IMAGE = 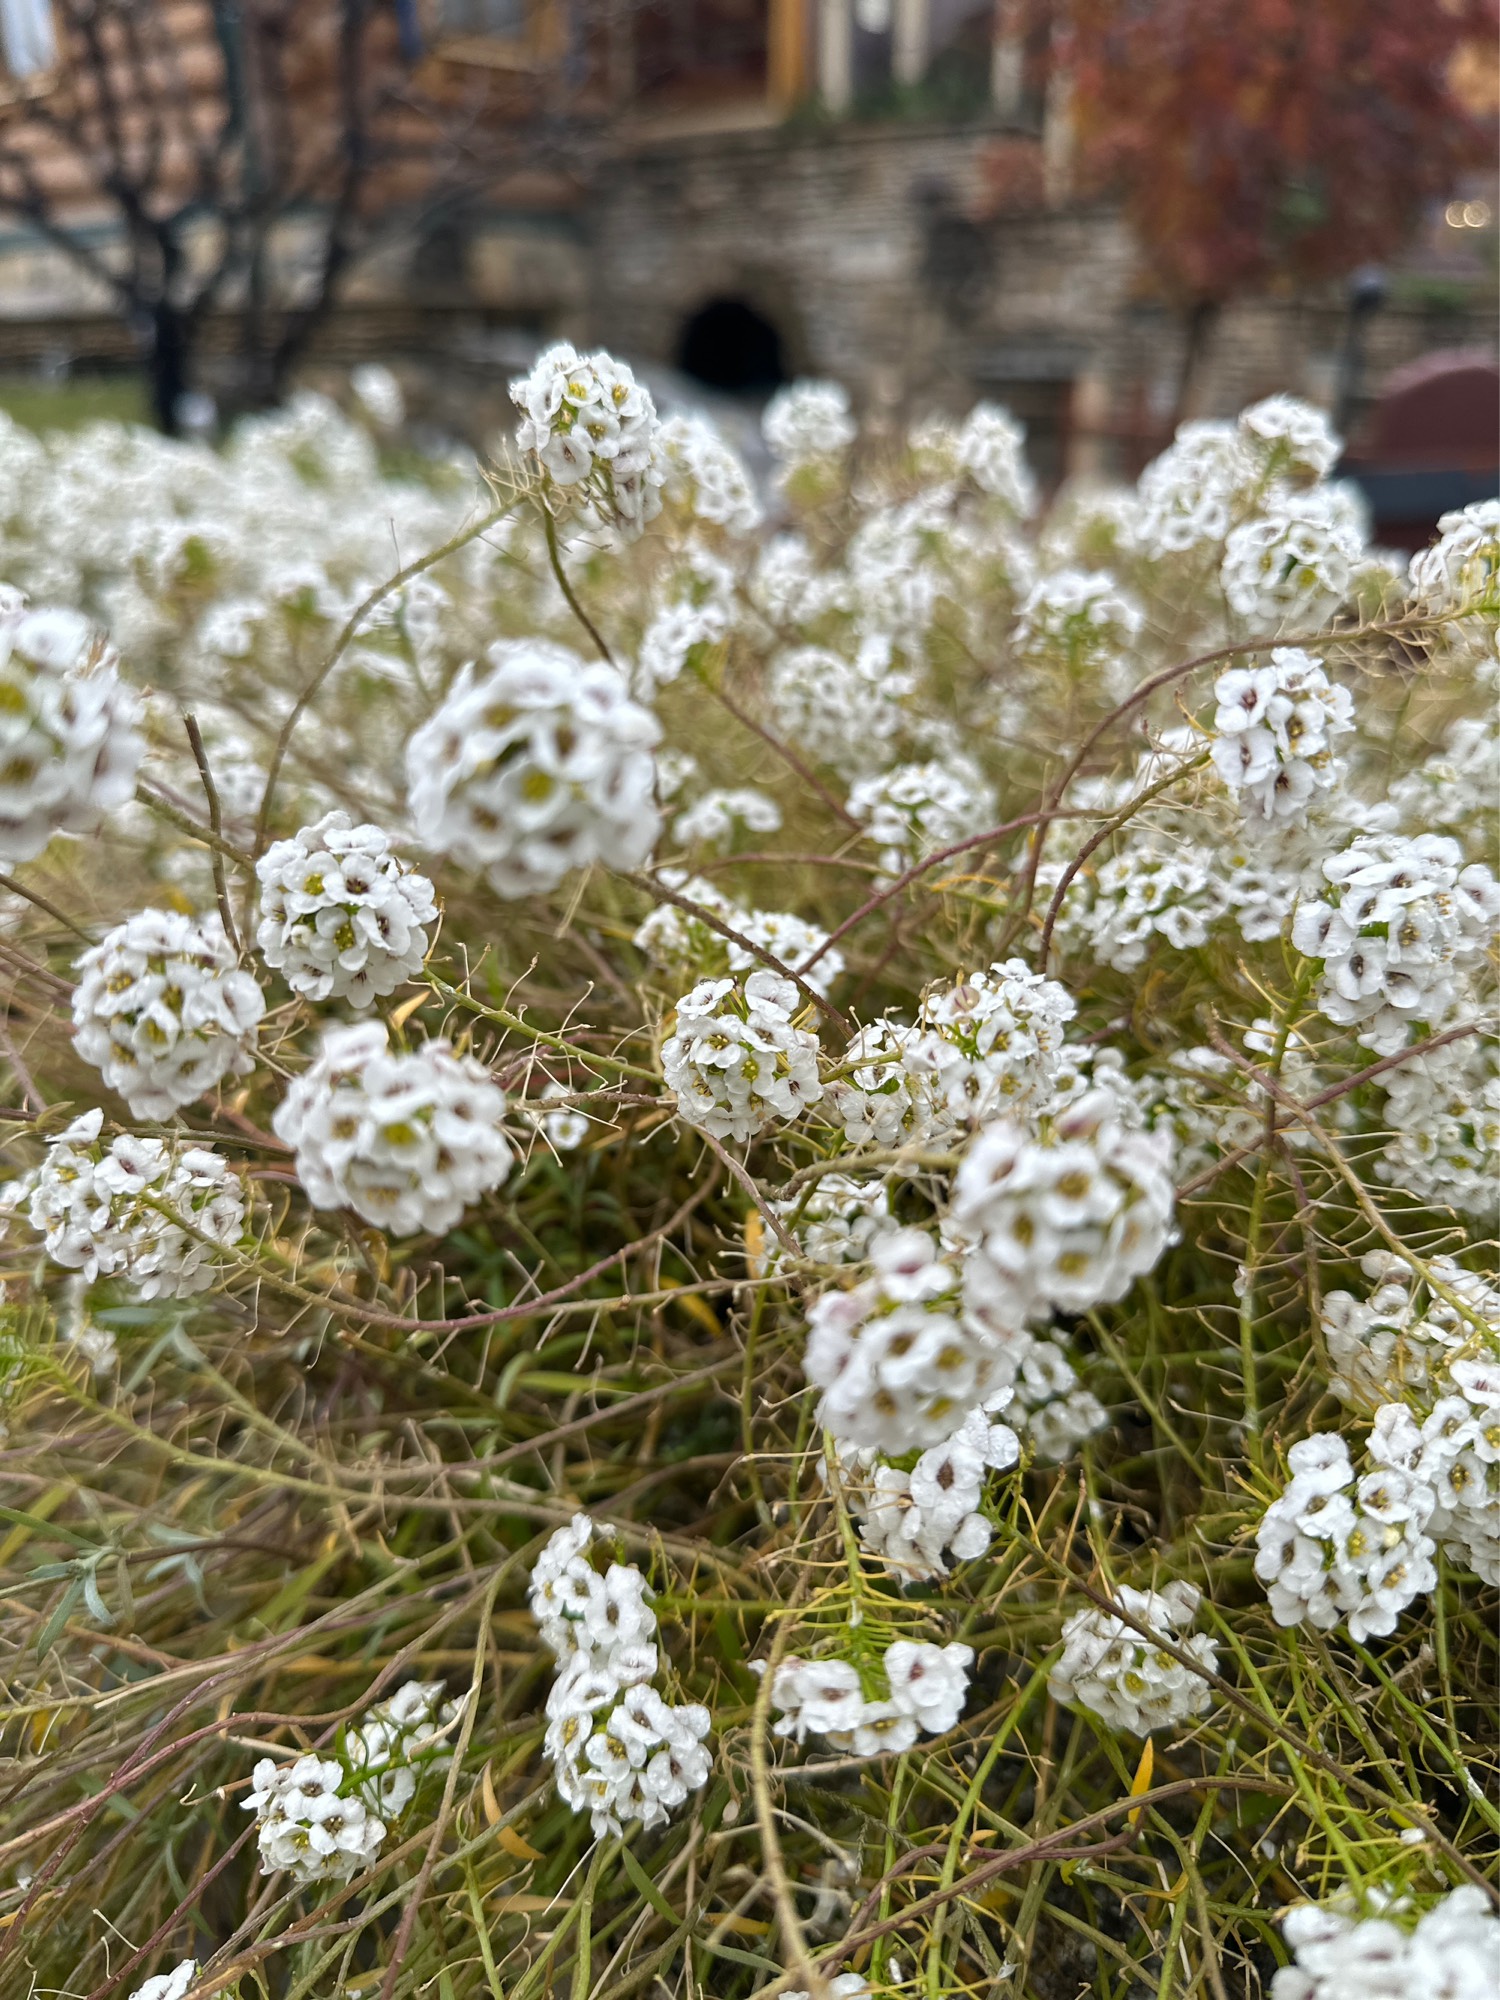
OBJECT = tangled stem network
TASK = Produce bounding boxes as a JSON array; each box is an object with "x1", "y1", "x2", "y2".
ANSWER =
[{"x1": 0, "y1": 369, "x2": 1494, "y2": 2000}]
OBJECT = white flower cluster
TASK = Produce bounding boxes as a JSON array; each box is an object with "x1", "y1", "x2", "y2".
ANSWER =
[
  {"x1": 1011, "y1": 568, "x2": 1144, "y2": 678},
  {"x1": 785, "y1": 1975, "x2": 869, "y2": 2000},
  {"x1": 840, "y1": 1400, "x2": 1019, "y2": 1581},
  {"x1": 768, "y1": 635, "x2": 918, "y2": 780},
  {"x1": 1135, "y1": 420, "x2": 1253, "y2": 558},
  {"x1": 255, "y1": 810, "x2": 436, "y2": 1006},
  {"x1": 658, "y1": 412, "x2": 763, "y2": 535},
  {"x1": 672, "y1": 785, "x2": 781, "y2": 851},
  {"x1": 243, "y1": 1751, "x2": 387, "y2": 1885},
  {"x1": 1237, "y1": 394, "x2": 1341, "y2": 480},
  {"x1": 4, "y1": 1108, "x2": 243, "y2": 1298},
  {"x1": 823, "y1": 1016, "x2": 935, "y2": 1148},
  {"x1": 804, "y1": 1227, "x2": 1017, "y2": 1453},
  {"x1": 0, "y1": 592, "x2": 143, "y2": 862},
  {"x1": 635, "y1": 873, "x2": 844, "y2": 998},
  {"x1": 1317, "y1": 1254, "x2": 1500, "y2": 1583},
  {"x1": 1376, "y1": 1035, "x2": 1500, "y2": 1216},
  {"x1": 1048, "y1": 1581, "x2": 1217, "y2": 1735},
  {"x1": 1008, "y1": 1331, "x2": 1110, "y2": 1462},
  {"x1": 847, "y1": 755, "x2": 995, "y2": 880},
  {"x1": 824, "y1": 962, "x2": 1078, "y2": 1152},
  {"x1": 906, "y1": 959, "x2": 1078, "y2": 1129},
  {"x1": 1133, "y1": 399, "x2": 1356, "y2": 628},
  {"x1": 770, "y1": 1172, "x2": 891, "y2": 1268},
  {"x1": 844, "y1": 492, "x2": 950, "y2": 654},
  {"x1": 762, "y1": 380, "x2": 856, "y2": 467},
  {"x1": 406, "y1": 640, "x2": 661, "y2": 899},
  {"x1": 660, "y1": 968, "x2": 821, "y2": 1144},
  {"x1": 1039, "y1": 836, "x2": 1234, "y2": 971},
  {"x1": 1273, "y1": 1885, "x2": 1499, "y2": 2000},
  {"x1": 346, "y1": 1678, "x2": 462, "y2": 1817},
  {"x1": 529, "y1": 1515, "x2": 711, "y2": 1839},
  {"x1": 1210, "y1": 649, "x2": 1354, "y2": 827},
  {"x1": 1406, "y1": 498, "x2": 1500, "y2": 619},
  {"x1": 272, "y1": 1021, "x2": 513, "y2": 1235},
  {"x1": 955, "y1": 402, "x2": 1037, "y2": 515},
  {"x1": 71, "y1": 908, "x2": 265, "y2": 1121},
  {"x1": 1292, "y1": 832, "x2": 1500, "y2": 1054},
  {"x1": 1254, "y1": 1433, "x2": 1438, "y2": 1640},
  {"x1": 1322, "y1": 1252, "x2": 1500, "y2": 1410},
  {"x1": 951, "y1": 1086, "x2": 1176, "y2": 1323},
  {"x1": 1368, "y1": 1385, "x2": 1500, "y2": 1588},
  {"x1": 509, "y1": 342, "x2": 665, "y2": 537},
  {"x1": 762, "y1": 1637, "x2": 972, "y2": 1757},
  {"x1": 127, "y1": 1963, "x2": 198, "y2": 2000},
  {"x1": 1221, "y1": 484, "x2": 1364, "y2": 627},
  {"x1": 1388, "y1": 711, "x2": 1498, "y2": 856}
]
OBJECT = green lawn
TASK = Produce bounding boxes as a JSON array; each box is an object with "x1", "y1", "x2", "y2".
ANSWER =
[{"x1": 0, "y1": 371, "x2": 151, "y2": 432}]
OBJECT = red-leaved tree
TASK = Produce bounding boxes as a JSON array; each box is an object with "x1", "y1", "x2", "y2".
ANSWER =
[{"x1": 1065, "y1": 0, "x2": 1498, "y2": 410}]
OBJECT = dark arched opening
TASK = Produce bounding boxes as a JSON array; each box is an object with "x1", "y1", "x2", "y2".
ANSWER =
[{"x1": 677, "y1": 298, "x2": 786, "y2": 393}]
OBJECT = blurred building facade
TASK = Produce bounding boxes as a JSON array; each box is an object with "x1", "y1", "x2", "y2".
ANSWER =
[{"x1": 0, "y1": 0, "x2": 1493, "y2": 475}]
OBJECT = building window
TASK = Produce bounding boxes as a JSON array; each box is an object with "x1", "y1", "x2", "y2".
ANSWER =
[
  {"x1": 0, "y1": 0, "x2": 56, "y2": 79},
  {"x1": 436, "y1": 0, "x2": 529, "y2": 33}
]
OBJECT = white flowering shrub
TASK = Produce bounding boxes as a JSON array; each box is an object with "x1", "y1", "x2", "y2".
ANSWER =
[
  {"x1": 406, "y1": 638, "x2": 661, "y2": 898},
  {"x1": 271, "y1": 1020, "x2": 514, "y2": 1234},
  {"x1": 529, "y1": 1515, "x2": 711, "y2": 1837},
  {"x1": 1273, "y1": 1885, "x2": 1499, "y2": 1999},
  {"x1": 509, "y1": 342, "x2": 666, "y2": 537},
  {"x1": 2, "y1": 378, "x2": 1495, "y2": 2000},
  {"x1": 660, "y1": 968, "x2": 822, "y2": 1142},
  {"x1": 255, "y1": 809, "x2": 436, "y2": 1005},
  {"x1": 1048, "y1": 1581, "x2": 1218, "y2": 1735},
  {"x1": 0, "y1": 594, "x2": 144, "y2": 861},
  {"x1": 2, "y1": 1108, "x2": 243, "y2": 1297},
  {"x1": 71, "y1": 907, "x2": 265, "y2": 1119}
]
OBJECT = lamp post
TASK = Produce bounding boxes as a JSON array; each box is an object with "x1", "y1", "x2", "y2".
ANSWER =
[{"x1": 1334, "y1": 263, "x2": 1388, "y2": 440}]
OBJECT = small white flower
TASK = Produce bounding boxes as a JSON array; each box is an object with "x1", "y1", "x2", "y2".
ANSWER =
[
  {"x1": 256, "y1": 810, "x2": 437, "y2": 1006},
  {"x1": 127, "y1": 1962, "x2": 198, "y2": 2000},
  {"x1": 1049, "y1": 1582, "x2": 1217, "y2": 1735},
  {"x1": 660, "y1": 969, "x2": 822, "y2": 1144},
  {"x1": 273, "y1": 1020, "x2": 513, "y2": 1235},
  {"x1": 510, "y1": 344, "x2": 666, "y2": 538},
  {"x1": 71, "y1": 908, "x2": 265, "y2": 1121},
  {"x1": 406, "y1": 640, "x2": 662, "y2": 899},
  {"x1": 0, "y1": 593, "x2": 144, "y2": 863},
  {"x1": 762, "y1": 380, "x2": 856, "y2": 466}
]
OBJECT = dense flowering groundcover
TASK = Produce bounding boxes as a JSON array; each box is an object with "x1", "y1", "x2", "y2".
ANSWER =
[{"x1": 0, "y1": 352, "x2": 1495, "y2": 1998}]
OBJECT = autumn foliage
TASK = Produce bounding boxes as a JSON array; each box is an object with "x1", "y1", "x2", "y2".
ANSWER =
[{"x1": 1067, "y1": 0, "x2": 1498, "y2": 303}]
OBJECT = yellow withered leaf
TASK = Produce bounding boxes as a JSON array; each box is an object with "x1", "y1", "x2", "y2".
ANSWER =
[
  {"x1": 483, "y1": 1765, "x2": 545, "y2": 1860},
  {"x1": 1128, "y1": 1737, "x2": 1155, "y2": 1828},
  {"x1": 661, "y1": 1278, "x2": 721, "y2": 1336},
  {"x1": 496, "y1": 1824, "x2": 546, "y2": 1862},
  {"x1": 743, "y1": 1208, "x2": 765, "y2": 1269},
  {"x1": 390, "y1": 990, "x2": 430, "y2": 1031}
]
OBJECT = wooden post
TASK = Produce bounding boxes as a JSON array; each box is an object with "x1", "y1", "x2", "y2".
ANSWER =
[
  {"x1": 818, "y1": 0, "x2": 852, "y2": 112},
  {"x1": 769, "y1": 0, "x2": 807, "y2": 109},
  {"x1": 990, "y1": 0, "x2": 1024, "y2": 113},
  {"x1": 892, "y1": 0, "x2": 928, "y2": 86}
]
